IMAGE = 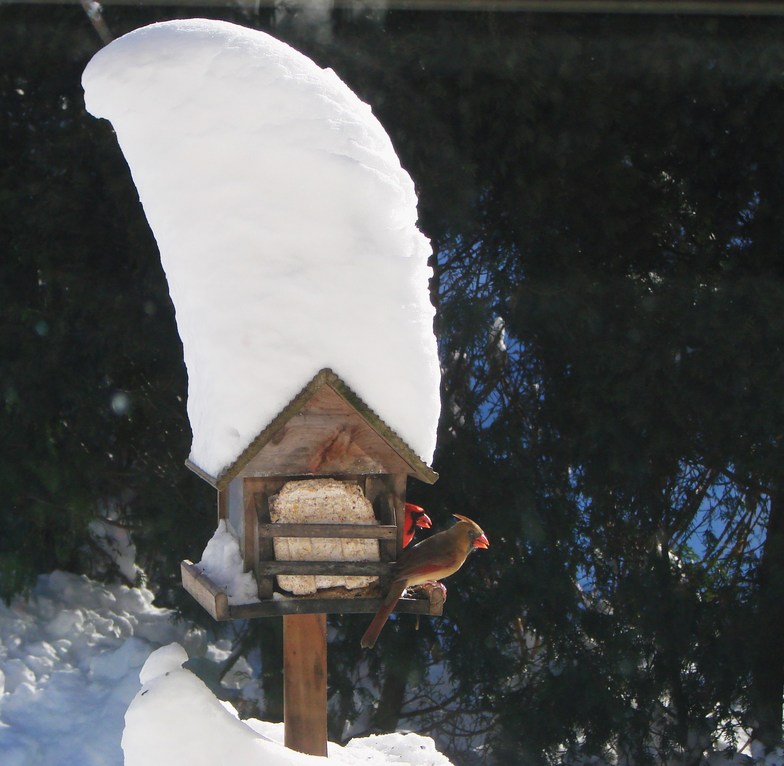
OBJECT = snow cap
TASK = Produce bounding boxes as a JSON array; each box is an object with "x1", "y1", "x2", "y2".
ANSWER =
[
  {"x1": 139, "y1": 642, "x2": 189, "y2": 685},
  {"x1": 82, "y1": 19, "x2": 441, "y2": 477}
]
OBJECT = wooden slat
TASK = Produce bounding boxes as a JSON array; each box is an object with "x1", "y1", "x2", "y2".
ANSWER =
[
  {"x1": 283, "y1": 613, "x2": 328, "y2": 757},
  {"x1": 256, "y1": 560, "x2": 392, "y2": 576},
  {"x1": 182, "y1": 561, "x2": 446, "y2": 619},
  {"x1": 258, "y1": 522, "x2": 397, "y2": 539},
  {"x1": 217, "y1": 488, "x2": 228, "y2": 523},
  {"x1": 391, "y1": 475, "x2": 408, "y2": 554},
  {"x1": 365, "y1": 474, "x2": 406, "y2": 561},
  {"x1": 241, "y1": 480, "x2": 262, "y2": 597},
  {"x1": 249, "y1": 478, "x2": 287, "y2": 599},
  {"x1": 228, "y1": 594, "x2": 443, "y2": 618},
  {"x1": 180, "y1": 560, "x2": 230, "y2": 621}
]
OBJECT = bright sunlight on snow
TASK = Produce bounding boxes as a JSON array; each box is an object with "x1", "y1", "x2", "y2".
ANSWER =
[
  {"x1": 126, "y1": 641, "x2": 453, "y2": 766},
  {"x1": 0, "y1": 571, "x2": 455, "y2": 766},
  {"x1": 81, "y1": 19, "x2": 441, "y2": 479}
]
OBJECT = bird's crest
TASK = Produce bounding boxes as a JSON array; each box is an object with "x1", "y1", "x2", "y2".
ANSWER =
[{"x1": 453, "y1": 513, "x2": 489, "y2": 548}]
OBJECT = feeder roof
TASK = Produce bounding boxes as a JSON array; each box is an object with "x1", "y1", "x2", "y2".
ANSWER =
[{"x1": 185, "y1": 368, "x2": 438, "y2": 490}]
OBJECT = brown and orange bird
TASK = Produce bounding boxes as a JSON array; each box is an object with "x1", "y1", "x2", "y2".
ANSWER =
[
  {"x1": 360, "y1": 514, "x2": 489, "y2": 649},
  {"x1": 403, "y1": 502, "x2": 432, "y2": 547}
]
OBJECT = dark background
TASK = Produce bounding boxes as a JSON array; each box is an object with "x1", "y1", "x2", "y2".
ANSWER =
[{"x1": 2, "y1": 4, "x2": 784, "y2": 764}]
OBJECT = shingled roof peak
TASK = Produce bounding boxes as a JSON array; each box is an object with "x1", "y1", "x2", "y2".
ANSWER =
[{"x1": 185, "y1": 368, "x2": 438, "y2": 490}]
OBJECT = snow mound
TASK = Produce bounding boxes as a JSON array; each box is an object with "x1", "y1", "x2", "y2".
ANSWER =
[
  {"x1": 126, "y1": 641, "x2": 455, "y2": 766},
  {"x1": 0, "y1": 572, "x2": 456, "y2": 766},
  {"x1": 344, "y1": 732, "x2": 454, "y2": 764},
  {"x1": 124, "y1": 644, "x2": 295, "y2": 766},
  {"x1": 81, "y1": 19, "x2": 441, "y2": 478},
  {"x1": 139, "y1": 642, "x2": 189, "y2": 684},
  {"x1": 0, "y1": 571, "x2": 207, "y2": 766}
]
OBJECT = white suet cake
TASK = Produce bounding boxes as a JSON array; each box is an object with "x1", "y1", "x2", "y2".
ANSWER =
[{"x1": 269, "y1": 478, "x2": 380, "y2": 595}]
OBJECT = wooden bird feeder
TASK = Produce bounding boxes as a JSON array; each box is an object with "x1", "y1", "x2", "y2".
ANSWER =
[{"x1": 179, "y1": 367, "x2": 440, "y2": 756}]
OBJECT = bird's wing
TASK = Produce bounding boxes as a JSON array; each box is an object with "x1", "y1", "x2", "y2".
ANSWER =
[{"x1": 393, "y1": 547, "x2": 462, "y2": 582}]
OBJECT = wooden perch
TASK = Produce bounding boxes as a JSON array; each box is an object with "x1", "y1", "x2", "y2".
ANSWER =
[
  {"x1": 180, "y1": 560, "x2": 229, "y2": 620},
  {"x1": 180, "y1": 559, "x2": 445, "y2": 620}
]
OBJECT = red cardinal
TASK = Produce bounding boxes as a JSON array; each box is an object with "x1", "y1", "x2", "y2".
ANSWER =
[
  {"x1": 361, "y1": 514, "x2": 489, "y2": 649},
  {"x1": 403, "y1": 502, "x2": 432, "y2": 547}
]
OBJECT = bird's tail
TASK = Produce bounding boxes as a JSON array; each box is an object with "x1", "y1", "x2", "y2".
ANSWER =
[{"x1": 360, "y1": 580, "x2": 407, "y2": 649}]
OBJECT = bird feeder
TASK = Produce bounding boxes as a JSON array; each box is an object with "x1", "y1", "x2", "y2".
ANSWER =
[
  {"x1": 83, "y1": 18, "x2": 445, "y2": 758},
  {"x1": 180, "y1": 368, "x2": 442, "y2": 756},
  {"x1": 181, "y1": 368, "x2": 442, "y2": 620}
]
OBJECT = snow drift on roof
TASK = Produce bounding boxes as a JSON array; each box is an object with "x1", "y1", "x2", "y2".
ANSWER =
[{"x1": 82, "y1": 19, "x2": 440, "y2": 476}]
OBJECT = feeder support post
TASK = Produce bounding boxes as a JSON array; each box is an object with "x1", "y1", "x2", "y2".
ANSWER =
[{"x1": 283, "y1": 613, "x2": 328, "y2": 757}]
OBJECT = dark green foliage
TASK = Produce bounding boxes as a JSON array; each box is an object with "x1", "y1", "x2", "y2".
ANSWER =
[
  {"x1": 0, "y1": 5, "x2": 215, "y2": 600},
  {"x1": 311, "y1": 11, "x2": 784, "y2": 762},
  {"x1": 2, "y1": 6, "x2": 784, "y2": 765}
]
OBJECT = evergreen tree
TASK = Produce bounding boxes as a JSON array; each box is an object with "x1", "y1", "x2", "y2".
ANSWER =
[{"x1": 2, "y1": 6, "x2": 784, "y2": 764}]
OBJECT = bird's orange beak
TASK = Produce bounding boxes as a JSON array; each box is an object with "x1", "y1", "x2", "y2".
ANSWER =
[{"x1": 452, "y1": 514, "x2": 489, "y2": 549}]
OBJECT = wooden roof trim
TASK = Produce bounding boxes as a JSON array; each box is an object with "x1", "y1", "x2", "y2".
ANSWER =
[
  {"x1": 185, "y1": 458, "x2": 221, "y2": 489},
  {"x1": 324, "y1": 372, "x2": 439, "y2": 486},
  {"x1": 186, "y1": 368, "x2": 438, "y2": 490}
]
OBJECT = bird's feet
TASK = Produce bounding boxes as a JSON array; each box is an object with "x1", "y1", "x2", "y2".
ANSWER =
[
  {"x1": 408, "y1": 581, "x2": 448, "y2": 602},
  {"x1": 425, "y1": 581, "x2": 448, "y2": 602}
]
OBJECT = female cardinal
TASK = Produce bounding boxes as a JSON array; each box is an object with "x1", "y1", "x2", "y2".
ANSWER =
[
  {"x1": 361, "y1": 514, "x2": 489, "y2": 649},
  {"x1": 403, "y1": 502, "x2": 432, "y2": 547}
]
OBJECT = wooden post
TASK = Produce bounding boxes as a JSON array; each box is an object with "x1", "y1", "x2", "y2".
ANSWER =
[{"x1": 283, "y1": 613, "x2": 328, "y2": 757}]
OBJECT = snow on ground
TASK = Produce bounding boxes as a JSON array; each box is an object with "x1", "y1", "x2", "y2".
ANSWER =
[
  {"x1": 125, "y1": 641, "x2": 452, "y2": 766},
  {"x1": 0, "y1": 571, "x2": 205, "y2": 765},
  {"x1": 82, "y1": 19, "x2": 441, "y2": 479},
  {"x1": 0, "y1": 570, "x2": 454, "y2": 766}
]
